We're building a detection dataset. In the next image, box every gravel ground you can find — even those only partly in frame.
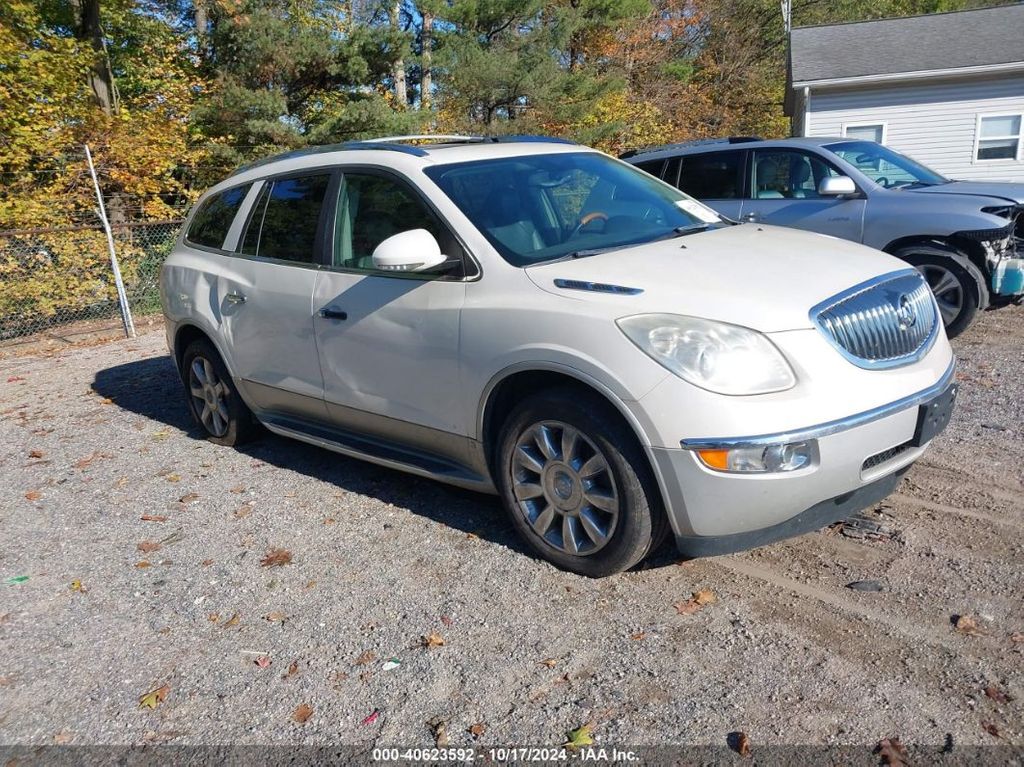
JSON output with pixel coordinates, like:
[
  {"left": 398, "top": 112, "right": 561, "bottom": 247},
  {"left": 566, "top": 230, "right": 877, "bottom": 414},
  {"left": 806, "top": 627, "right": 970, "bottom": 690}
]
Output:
[{"left": 0, "top": 304, "right": 1021, "bottom": 754}]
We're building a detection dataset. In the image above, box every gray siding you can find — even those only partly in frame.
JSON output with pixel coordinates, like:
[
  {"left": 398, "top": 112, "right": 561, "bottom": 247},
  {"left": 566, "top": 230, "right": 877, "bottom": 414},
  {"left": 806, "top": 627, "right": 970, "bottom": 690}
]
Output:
[{"left": 805, "top": 75, "right": 1024, "bottom": 182}]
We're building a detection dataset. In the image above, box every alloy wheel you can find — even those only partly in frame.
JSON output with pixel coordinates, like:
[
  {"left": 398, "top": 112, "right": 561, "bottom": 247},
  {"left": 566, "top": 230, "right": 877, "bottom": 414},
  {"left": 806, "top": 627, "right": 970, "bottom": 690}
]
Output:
[
  {"left": 916, "top": 264, "right": 963, "bottom": 326},
  {"left": 510, "top": 421, "right": 619, "bottom": 556},
  {"left": 188, "top": 356, "right": 230, "bottom": 438}
]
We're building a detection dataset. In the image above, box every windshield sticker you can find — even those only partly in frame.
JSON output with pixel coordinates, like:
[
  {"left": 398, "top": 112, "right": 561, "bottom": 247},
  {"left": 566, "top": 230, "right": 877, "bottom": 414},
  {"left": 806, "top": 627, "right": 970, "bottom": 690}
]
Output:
[{"left": 675, "top": 199, "right": 720, "bottom": 223}]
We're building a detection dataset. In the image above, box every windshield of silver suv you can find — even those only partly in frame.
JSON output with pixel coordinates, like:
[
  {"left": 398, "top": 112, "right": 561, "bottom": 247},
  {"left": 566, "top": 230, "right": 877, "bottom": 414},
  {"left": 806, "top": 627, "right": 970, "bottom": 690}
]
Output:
[
  {"left": 823, "top": 140, "right": 949, "bottom": 189},
  {"left": 424, "top": 152, "right": 726, "bottom": 266}
]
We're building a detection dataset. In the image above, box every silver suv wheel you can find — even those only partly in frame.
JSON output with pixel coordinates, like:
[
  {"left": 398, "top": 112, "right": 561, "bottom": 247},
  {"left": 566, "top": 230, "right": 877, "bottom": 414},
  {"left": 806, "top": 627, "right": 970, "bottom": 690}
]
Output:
[
  {"left": 916, "top": 263, "right": 964, "bottom": 327},
  {"left": 511, "top": 421, "right": 619, "bottom": 556},
  {"left": 188, "top": 355, "right": 230, "bottom": 438}
]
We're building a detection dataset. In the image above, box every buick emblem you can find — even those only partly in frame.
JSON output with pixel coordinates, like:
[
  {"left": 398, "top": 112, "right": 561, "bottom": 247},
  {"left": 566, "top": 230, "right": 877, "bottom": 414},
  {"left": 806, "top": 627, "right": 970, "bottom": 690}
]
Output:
[{"left": 895, "top": 294, "right": 917, "bottom": 331}]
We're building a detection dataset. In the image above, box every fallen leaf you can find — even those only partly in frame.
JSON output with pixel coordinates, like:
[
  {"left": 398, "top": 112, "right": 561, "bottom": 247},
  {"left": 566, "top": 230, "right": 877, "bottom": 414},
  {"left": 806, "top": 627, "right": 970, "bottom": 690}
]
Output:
[
  {"left": 465, "top": 532, "right": 479, "bottom": 540},
  {"left": 564, "top": 724, "right": 594, "bottom": 750},
  {"left": 229, "top": 485, "right": 246, "bottom": 494},
  {"left": 982, "top": 722, "right": 1001, "bottom": 738},
  {"left": 539, "top": 658, "right": 558, "bottom": 668},
  {"left": 283, "top": 660, "right": 300, "bottom": 679},
  {"left": 139, "top": 684, "right": 170, "bottom": 709},
  {"left": 421, "top": 631, "right": 445, "bottom": 648},
  {"left": 362, "top": 709, "right": 380, "bottom": 726},
  {"left": 355, "top": 650, "right": 376, "bottom": 665},
  {"left": 469, "top": 722, "right": 486, "bottom": 738},
  {"left": 264, "top": 611, "right": 287, "bottom": 623},
  {"left": 178, "top": 492, "right": 199, "bottom": 504},
  {"left": 135, "top": 561, "right": 152, "bottom": 569},
  {"left": 25, "top": 490, "right": 41, "bottom": 501},
  {"left": 692, "top": 588, "right": 717, "bottom": 606},
  {"left": 165, "top": 474, "right": 181, "bottom": 483},
  {"left": 985, "top": 685, "right": 1014, "bottom": 704},
  {"left": 234, "top": 503, "right": 252, "bottom": 519},
  {"left": 323, "top": 517, "right": 335, "bottom": 525},
  {"left": 141, "top": 515, "right": 168, "bottom": 523},
  {"left": 954, "top": 615, "right": 987, "bottom": 636},
  {"left": 222, "top": 613, "right": 239, "bottom": 628},
  {"left": 1010, "top": 632, "right": 1024, "bottom": 644},
  {"left": 305, "top": 580, "right": 316, "bottom": 589},
  {"left": 734, "top": 731, "right": 751, "bottom": 757},
  {"left": 674, "top": 600, "right": 701, "bottom": 616},
  {"left": 429, "top": 718, "right": 449, "bottom": 747},
  {"left": 53, "top": 730, "right": 73, "bottom": 745},
  {"left": 260, "top": 548, "right": 292, "bottom": 567},
  {"left": 70, "top": 580, "right": 86, "bottom": 593},
  {"left": 631, "top": 632, "right": 646, "bottom": 641},
  {"left": 876, "top": 737, "right": 908, "bottom": 766},
  {"left": 255, "top": 656, "right": 272, "bottom": 668},
  {"left": 137, "top": 541, "right": 161, "bottom": 553},
  {"left": 28, "top": 449, "right": 44, "bottom": 459},
  {"left": 201, "top": 559, "right": 214, "bottom": 567},
  {"left": 152, "top": 430, "right": 170, "bottom": 441},
  {"left": 207, "top": 613, "right": 219, "bottom": 623},
  {"left": 292, "top": 703, "right": 313, "bottom": 723},
  {"left": 74, "top": 451, "right": 109, "bottom": 469}
]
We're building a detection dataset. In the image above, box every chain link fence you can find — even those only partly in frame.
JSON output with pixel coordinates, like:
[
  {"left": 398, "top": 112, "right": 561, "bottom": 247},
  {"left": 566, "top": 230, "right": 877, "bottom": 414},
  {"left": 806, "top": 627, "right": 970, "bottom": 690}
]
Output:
[{"left": 0, "top": 219, "right": 182, "bottom": 341}]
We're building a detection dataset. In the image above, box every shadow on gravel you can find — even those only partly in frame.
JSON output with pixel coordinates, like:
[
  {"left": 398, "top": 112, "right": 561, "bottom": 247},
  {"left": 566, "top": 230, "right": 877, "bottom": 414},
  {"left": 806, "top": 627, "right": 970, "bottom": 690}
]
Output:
[{"left": 92, "top": 355, "right": 530, "bottom": 557}]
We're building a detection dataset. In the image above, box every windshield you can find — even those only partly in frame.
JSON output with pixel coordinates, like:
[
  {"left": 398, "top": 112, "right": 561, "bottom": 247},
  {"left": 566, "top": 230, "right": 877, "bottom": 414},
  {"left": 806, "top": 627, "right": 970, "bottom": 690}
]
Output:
[
  {"left": 823, "top": 140, "right": 948, "bottom": 188},
  {"left": 423, "top": 152, "right": 725, "bottom": 266}
]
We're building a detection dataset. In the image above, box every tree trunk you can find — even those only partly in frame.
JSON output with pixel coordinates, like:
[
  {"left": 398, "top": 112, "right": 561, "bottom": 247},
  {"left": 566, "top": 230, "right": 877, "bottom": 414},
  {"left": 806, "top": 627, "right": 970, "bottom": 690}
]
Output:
[
  {"left": 194, "top": 0, "right": 209, "bottom": 58},
  {"left": 420, "top": 10, "right": 432, "bottom": 111},
  {"left": 72, "top": 0, "right": 117, "bottom": 116},
  {"left": 390, "top": 1, "right": 407, "bottom": 108}
]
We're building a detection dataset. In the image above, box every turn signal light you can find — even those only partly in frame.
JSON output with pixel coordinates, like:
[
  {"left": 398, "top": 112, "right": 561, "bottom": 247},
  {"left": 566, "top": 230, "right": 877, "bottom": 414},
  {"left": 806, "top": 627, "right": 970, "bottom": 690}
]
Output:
[{"left": 696, "top": 441, "right": 815, "bottom": 474}]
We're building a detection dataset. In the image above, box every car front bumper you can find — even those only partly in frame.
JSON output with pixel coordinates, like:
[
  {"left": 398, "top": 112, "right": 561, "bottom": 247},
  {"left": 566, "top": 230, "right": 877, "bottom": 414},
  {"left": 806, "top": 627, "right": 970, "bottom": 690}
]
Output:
[{"left": 646, "top": 360, "right": 956, "bottom": 555}]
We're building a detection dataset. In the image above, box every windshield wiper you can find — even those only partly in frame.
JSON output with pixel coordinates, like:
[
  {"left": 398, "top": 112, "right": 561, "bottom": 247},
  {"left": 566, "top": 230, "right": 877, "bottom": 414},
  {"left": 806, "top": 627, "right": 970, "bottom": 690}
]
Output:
[
  {"left": 534, "top": 247, "right": 613, "bottom": 265},
  {"left": 649, "top": 223, "right": 713, "bottom": 242}
]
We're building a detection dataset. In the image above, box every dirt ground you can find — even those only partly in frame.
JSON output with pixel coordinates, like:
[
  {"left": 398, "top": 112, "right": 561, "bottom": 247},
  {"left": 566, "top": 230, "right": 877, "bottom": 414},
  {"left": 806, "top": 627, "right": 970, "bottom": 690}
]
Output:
[{"left": 0, "top": 304, "right": 1021, "bottom": 757}]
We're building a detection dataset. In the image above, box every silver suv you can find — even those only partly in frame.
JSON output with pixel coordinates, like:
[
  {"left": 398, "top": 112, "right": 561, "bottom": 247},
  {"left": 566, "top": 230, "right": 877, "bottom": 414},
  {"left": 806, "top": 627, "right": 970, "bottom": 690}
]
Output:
[
  {"left": 623, "top": 137, "right": 1024, "bottom": 337},
  {"left": 161, "top": 135, "right": 956, "bottom": 576}
]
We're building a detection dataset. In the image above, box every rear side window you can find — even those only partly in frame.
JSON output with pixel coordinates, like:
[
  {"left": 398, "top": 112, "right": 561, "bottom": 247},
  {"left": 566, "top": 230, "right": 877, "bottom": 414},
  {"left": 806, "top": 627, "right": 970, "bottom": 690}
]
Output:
[
  {"left": 634, "top": 159, "right": 665, "bottom": 177},
  {"left": 186, "top": 184, "right": 251, "bottom": 249},
  {"left": 678, "top": 151, "right": 744, "bottom": 199},
  {"left": 240, "top": 174, "right": 331, "bottom": 264}
]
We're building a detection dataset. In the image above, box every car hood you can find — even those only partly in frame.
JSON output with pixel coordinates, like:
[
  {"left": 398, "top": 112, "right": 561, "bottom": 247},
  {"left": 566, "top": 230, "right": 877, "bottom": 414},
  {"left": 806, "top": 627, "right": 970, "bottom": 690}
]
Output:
[
  {"left": 908, "top": 181, "right": 1024, "bottom": 205},
  {"left": 525, "top": 224, "right": 911, "bottom": 333}
]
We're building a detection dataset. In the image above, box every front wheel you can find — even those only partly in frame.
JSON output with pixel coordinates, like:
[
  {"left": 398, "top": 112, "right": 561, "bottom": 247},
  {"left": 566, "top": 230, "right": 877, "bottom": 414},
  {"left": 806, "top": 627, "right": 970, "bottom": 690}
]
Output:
[
  {"left": 896, "top": 248, "right": 987, "bottom": 338},
  {"left": 496, "top": 388, "right": 666, "bottom": 577}
]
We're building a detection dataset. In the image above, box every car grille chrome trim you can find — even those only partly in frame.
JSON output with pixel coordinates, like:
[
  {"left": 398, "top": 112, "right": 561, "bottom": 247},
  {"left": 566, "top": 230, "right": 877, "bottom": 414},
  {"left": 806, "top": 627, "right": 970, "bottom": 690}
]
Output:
[{"left": 810, "top": 270, "right": 939, "bottom": 369}]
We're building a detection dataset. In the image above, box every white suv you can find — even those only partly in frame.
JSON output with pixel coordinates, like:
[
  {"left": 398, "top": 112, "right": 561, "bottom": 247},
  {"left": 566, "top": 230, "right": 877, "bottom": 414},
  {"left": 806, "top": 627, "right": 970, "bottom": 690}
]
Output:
[{"left": 160, "top": 135, "right": 957, "bottom": 577}]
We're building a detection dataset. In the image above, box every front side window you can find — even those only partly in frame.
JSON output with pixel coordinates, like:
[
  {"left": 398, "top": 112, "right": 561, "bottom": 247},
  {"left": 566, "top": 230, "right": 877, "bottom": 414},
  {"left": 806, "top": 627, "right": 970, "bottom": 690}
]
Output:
[
  {"left": 186, "top": 184, "right": 251, "bottom": 249},
  {"left": 977, "top": 114, "right": 1023, "bottom": 161},
  {"left": 677, "top": 151, "right": 743, "bottom": 199},
  {"left": 240, "top": 174, "right": 331, "bottom": 264},
  {"left": 824, "top": 140, "right": 947, "bottom": 188},
  {"left": 424, "top": 152, "right": 723, "bottom": 267},
  {"left": 332, "top": 173, "right": 458, "bottom": 272},
  {"left": 750, "top": 149, "right": 839, "bottom": 199}
]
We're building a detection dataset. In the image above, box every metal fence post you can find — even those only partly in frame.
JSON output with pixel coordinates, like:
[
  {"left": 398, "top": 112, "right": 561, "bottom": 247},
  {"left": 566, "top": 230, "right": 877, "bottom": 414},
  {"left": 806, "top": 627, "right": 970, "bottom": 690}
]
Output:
[{"left": 84, "top": 144, "right": 136, "bottom": 339}]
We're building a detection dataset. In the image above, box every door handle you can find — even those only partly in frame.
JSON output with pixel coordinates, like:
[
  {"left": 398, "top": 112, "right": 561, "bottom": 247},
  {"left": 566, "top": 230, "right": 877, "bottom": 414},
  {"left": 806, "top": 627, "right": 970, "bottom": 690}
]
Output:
[
  {"left": 225, "top": 292, "right": 246, "bottom": 305},
  {"left": 319, "top": 307, "right": 348, "bottom": 321}
]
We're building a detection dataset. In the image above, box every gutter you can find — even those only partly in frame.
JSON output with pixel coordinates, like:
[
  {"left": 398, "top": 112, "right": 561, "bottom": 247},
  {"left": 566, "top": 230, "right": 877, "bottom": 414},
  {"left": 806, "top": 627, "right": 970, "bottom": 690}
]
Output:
[{"left": 792, "top": 60, "right": 1024, "bottom": 90}]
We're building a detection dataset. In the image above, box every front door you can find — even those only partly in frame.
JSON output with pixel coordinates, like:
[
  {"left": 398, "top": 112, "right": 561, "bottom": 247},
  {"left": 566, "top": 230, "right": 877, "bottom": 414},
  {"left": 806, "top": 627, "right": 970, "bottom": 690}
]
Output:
[
  {"left": 311, "top": 169, "right": 470, "bottom": 459},
  {"left": 740, "top": 148, "right": 866, "bottom": 241},
  {"left": 219, "top": 172, "right": 333, "bottom": 421}
]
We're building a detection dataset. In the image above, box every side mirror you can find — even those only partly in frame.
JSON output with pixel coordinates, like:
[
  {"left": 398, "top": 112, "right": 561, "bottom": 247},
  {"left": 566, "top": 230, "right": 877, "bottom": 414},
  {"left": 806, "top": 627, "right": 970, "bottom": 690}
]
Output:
[
  {"left": 818, "top": 176, "right": 858, "bottom": 197},
  {"left": 372, "top": 229, "right": 448, "bottom": 272}
]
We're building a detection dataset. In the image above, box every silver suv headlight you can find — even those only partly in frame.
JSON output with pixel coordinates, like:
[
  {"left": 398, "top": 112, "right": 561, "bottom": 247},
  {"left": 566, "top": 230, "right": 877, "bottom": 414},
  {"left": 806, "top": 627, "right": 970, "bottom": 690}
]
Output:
[{"left": 616, "top": 314, "right": 796, "bottom": 395}]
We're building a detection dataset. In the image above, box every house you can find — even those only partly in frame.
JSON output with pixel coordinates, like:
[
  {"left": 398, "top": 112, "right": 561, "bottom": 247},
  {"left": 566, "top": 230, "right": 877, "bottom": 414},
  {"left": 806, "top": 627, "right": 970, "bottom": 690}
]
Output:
[{"left": 786, "top": 4, "right": 1024, "bottom": 182}]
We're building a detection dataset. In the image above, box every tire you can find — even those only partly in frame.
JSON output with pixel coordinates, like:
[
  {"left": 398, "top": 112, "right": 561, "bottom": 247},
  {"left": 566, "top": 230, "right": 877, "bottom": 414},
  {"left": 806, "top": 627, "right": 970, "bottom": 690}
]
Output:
[
  {"left": 181, "top": 338, "right": 260, "bottom": 447},
  {"left": 896, "top": 247, "right": 987, "bottom": 339},
  {"left": 496, "top": 387, "right": 667, "bottom": 577}
]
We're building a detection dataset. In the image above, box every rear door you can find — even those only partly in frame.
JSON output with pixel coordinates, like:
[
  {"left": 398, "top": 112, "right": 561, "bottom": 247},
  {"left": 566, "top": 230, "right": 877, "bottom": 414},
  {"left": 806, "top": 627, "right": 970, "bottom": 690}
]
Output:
[
  {"left": 674, "top": 150, "right": 746, "bottom": 221},
  {"left": 740, "top": 148, "right": 866, "bottom": 241},
  {"left": 218, "top": 171, "right": 335, "bottom": 421}
]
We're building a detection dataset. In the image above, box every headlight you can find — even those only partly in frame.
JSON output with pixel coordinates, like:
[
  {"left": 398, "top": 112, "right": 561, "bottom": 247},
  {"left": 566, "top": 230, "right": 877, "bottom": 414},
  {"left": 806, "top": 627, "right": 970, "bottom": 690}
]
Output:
[{"left": 616, "top": 314, "right": 796, "bottom": 395}]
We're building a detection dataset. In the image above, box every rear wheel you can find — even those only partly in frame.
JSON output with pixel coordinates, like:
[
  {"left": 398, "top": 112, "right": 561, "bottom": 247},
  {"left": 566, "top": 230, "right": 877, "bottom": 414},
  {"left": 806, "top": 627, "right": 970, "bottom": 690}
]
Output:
[
  {"left": 181, "top": 339, "right": 259, "bottom": 446},
  {"left": 496, "top": 387, "right": 666, "bottom": 577},
  {"left": 896, "top": 248, "right": 987, "bottom": 338}
]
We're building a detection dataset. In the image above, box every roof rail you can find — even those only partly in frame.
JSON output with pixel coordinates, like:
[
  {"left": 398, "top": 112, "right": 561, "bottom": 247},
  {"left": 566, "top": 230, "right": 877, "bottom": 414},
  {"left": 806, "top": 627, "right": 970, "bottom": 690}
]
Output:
[
  {"left": 620, "top": 136, "right": 763, "bottom": 159},
  {"left": 230, "top": 134, "right": 580, "bottom": 176}
]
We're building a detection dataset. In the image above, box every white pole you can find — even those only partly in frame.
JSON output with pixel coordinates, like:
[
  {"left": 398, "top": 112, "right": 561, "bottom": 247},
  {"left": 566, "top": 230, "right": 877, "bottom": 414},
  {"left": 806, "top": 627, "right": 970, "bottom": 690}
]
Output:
[{"left": 85, "top": 144, "right": 135, "bottom": 339}]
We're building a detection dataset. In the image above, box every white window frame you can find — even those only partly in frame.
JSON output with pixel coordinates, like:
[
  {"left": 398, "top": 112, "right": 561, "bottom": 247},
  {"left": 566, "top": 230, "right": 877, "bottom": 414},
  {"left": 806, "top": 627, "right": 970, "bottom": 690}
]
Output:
[
  {"left": 841, "top": 121, "right": 887, "bottom": 145},
  {"left": 973, "top": 112, "right": 1024, "bottom": 163}
]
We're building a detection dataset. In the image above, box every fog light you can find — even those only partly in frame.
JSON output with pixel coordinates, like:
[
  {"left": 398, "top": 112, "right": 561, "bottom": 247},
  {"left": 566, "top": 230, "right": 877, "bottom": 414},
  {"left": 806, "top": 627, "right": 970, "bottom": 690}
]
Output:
[{"left": 696, "top": 441, "right": 814, "bottom": 473}]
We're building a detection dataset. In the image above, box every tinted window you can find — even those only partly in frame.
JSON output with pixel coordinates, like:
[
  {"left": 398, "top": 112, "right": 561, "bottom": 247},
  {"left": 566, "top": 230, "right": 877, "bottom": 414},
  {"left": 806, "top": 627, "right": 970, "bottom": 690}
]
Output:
[
  {"left": 634, "top": 159, "right": 665, "bottom": 177},
  {"left": 333, "top": 173, "right": 458, "bottom": 271},
  {"left": 186, "top": 184, "right": 250, "bottom": 248},
  {"left": 751, "top": 149, "right": 839, "bottom": 199},
  {"left": 240, "top": 174, "right": 330, "bottom": 263},
  {"left": 678, "top": 151, "right": 743, "bottom": 199}
]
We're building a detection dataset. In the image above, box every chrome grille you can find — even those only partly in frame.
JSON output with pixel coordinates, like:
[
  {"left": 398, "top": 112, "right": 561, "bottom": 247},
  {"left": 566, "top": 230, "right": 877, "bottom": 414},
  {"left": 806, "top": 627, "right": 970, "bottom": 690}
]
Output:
[{"left": 811, "top": 271, "right": 939, "bottom": 369}]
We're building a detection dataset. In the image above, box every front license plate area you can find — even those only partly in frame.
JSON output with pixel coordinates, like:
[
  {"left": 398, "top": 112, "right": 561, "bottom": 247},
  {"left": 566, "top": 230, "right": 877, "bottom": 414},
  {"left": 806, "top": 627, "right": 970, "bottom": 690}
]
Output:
[{"left": 912, "top": 383, "right": 958, "bottom": 447}]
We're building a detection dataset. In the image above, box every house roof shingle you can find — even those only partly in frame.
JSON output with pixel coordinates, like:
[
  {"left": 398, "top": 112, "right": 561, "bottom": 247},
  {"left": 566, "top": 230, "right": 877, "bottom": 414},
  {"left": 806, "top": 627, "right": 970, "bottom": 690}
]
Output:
[{"left": 790, "top": 4, "right": 1024, "bottom": 85}]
